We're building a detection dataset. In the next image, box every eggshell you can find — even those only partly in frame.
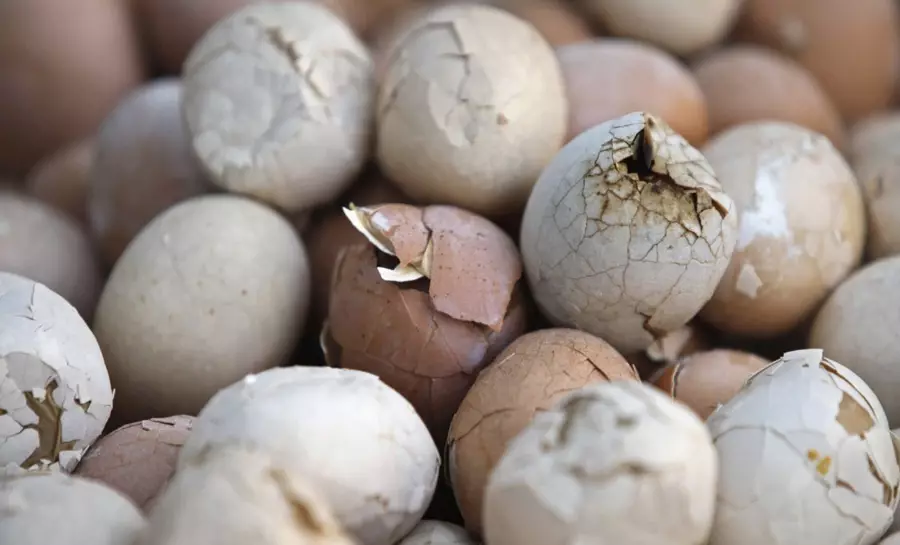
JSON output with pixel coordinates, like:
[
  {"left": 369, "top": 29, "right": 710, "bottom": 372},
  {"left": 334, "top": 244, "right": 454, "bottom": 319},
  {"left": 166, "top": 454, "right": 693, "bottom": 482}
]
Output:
[
  {"left": 0, "top": 0, "right": 145, "bottom": 177},
  {"left": 521, "top": 111, "right": 738, "bottom": 354},
  {"left": 699, "top": 121, "right": 866, "bottom": 338},
  {"left": 89, "top": 79, "right": 209, "bottom": 265},
  {"left": 0, "top": 191, "right": 102, "bottom": 318},
  {"left": 626, "top": 322, "right": 712, "bottom": 380},
  {"left": 0, "top": 473, "right": 146, "bottom": 545},
  {"left": 492, "top": 0, "right": 593, "bottom": 47},
  {"left": 182, "top": 2, "right": 375, "bottom": 212},
  {"left": 707, "top": 349, "right": 900, "bottom": 545},
  {"left": 376, "top": 3, "right": 568, "bottom": 215},
  {"left": 692, "top": 45, "right": 845, "bottom": 148},
  {"left": 92, "top": 195, "right": 310, "bottom": 423},
  {"left": 483, "top": 380, "right": 718, "bottom": 545},
  {"left": 397, "top": 521, "right": 475, "bottom": 545},
  {"left": 74, "top": 416, "right": 194, "bottom": 510},
  {"left": 734, "top": 0, "right": 900, "bottom": 122},
  {"left": 136, "top": 445, "right": 355, "bottom": 545},
  {"left": 882, "top": 534, "right": 900, "bottom": 545},
  {"left": 25, "top": 139, "right": 93, "bottom": 224},
  {"left": 447, "top": 328, "right": 637, "bottom": 535},
  {"left": 0, "top": 273, "right": 113, "bottom": 475},
  {"left": 653, "top": 349, "right": 770, "bottom": 420},
  {"left": 847, "top": 114, "right": 900, "bottom": 259},
  {"left": 557, "top": 39, "right": 708, "bottom": 145},
  {"left": 179, "top": 367, "right": 440, "bottom": 545}
]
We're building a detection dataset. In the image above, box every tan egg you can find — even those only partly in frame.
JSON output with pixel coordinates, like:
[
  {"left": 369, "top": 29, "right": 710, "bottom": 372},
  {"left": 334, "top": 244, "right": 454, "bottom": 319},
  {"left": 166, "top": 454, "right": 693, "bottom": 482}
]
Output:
[
  {"left": 0, "top": 0, "right": 145, "bottom": 177},
  {"left": 734, "top": 0, "right": 900, "bottom": 122},
  {"left": 692, "top": 45, "right": 845, "bottom": 148},
  {"left": 848, "top": 114, "right": 900, "bottom": 259},
  {"left": 558, "top": 39, "right": 708, "bottom": 146},
  {"left": 652, "top": 349, "right": 770, "bottom": 420},
  {"left": 377, "top": 3, "right": 568, "bottom": 216},
  {"left": 625, "top": 322, "right": 711, "bottom": 380},
  {"left": 491, "top": 0, "right": 593, "bottom": 47},
  {"left": 699, "top": 121, "right": 866, "bottom": 338},
  {"left": 25, "top": 139, "right": 93, "bottom": 224},
  {"left": 447, "top": 328, "right": 637, "bottom": 536}
]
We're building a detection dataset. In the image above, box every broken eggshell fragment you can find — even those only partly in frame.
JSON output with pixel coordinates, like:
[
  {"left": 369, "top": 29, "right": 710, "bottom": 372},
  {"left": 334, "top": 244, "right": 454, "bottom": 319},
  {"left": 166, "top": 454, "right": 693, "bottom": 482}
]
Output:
[{"left": 707, "top": 349, "right": 900, "bottom": 545}]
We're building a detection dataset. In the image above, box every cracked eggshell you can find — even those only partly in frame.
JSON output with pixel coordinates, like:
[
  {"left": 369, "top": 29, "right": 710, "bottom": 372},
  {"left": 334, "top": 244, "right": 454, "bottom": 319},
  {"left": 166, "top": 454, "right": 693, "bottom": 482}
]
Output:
[
  {"left": 699, "top": 121, "right": 866, "bottom": 338},
  {"left": 579, "top": 0, "right": 741, "bottom": 56},
  {"left": 179, "top": 366, "right": 440, "bottom": 545},
  {"left": 0, "top": 473, "right": 146, "bottom": 545},
  {"left": 376, "top": 3, "right": 568, "bottom": 216},
  {"left": 483, "top": 380, "right": 718, "bottom": 545},
  {"left": 521, "top": 111, "right": 738, "bottom": 354},
  {"left": 92, "top": 195, "right": 310, "bottom": 423},
  {"left": 89, "top": 78, "right": 209, "bottom": 266},
  {"left": 182, "top": 1, "right": 375, "bottom": 212},
  {"left": 447, "top": 328, "right": 637, "bottom": 535},
  {"left": 25, "top": 138, "right": 93, "bottom": 224},
  {"left": 397, "top": 520, "right": 475, "bottom": 545},
  {"left": 707, "top": 349, "right": 900, "bottom": 545},
  {"left": 0, "top": 272, "right": 112, "bottom": 475},
  {"left": 74, "top": 415, "right": 194, "bottom": 510},
  {"left": 625, "top": 322, "right": 711, "bottom": 380},
  {"left": 558, "top": 39, "right": 708, "bottom": 146},
  {"left": 653, "top": 349, "right": 770, "bottom": 420},
  {"left": 0, "top": 191, "right": 102, "bottom": 319},
  {"left": 136, "top": 444, "right": 355, "bottom": 545}
]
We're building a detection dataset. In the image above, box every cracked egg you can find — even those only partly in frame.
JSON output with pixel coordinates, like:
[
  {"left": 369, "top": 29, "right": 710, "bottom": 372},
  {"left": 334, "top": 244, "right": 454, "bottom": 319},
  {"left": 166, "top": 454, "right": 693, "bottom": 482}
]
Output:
[
  {"left": 397, "top": 520, "right": 474, "bottom": 545},
  {"left": 483, "top": 380, "right": 717, "bottom": 545},
  {"left": 707, "top": 349, "right": 900, "bottom": 545},
  {"left": 521, "top": 111, "right": 738, "bottom": 354},
  {"left": 625, "top": 321, "right": 711, "bottom": 380},
  {"left": 0, "top": 272, "right": 113, "bottom": 476},
  {"left": 182, "top": 1, "right": 375, "bottom": 212},
  {"left": 323, "top": 203, "right": 527, "bottom": 441},
  {"left": 446, "top": 328, "right": 637, "bottom": 536}
]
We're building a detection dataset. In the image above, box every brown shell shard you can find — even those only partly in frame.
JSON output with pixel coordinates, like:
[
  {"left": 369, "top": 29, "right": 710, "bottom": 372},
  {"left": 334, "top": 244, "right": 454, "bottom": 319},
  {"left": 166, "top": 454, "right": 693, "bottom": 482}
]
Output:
[{"left": 365, "top": 203, "right": 431, "bottom": 268}]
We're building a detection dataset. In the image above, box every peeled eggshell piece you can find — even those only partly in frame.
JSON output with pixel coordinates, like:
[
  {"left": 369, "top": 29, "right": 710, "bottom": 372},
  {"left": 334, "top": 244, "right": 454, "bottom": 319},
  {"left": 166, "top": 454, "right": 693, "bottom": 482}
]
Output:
[
  {"left": 699, "top": 121, "right": 866, "bottom": 338},
  {"left": 74, "top": 416, "right": 194, "bottom": 510},
  {"left": 376, "top": 3, "right": 568, "bottom": 215},
  {"left": 397, "top": 520, "right": 475, "bottom": 545},
  {"left": 0, "top": 272, "right": 113, "bottom": 475},
  {"left": 483, "top": 380, "right": 718, "bottom": 545},
  {"left": 0, "top": 473, "right": 146, "bottom": 545},
  {"left": 136, "top": 445, "right": 355, "bottom": 545},
  {"left": 92, "top": 195, "right": 310, "bottom": 423},
  {"left": 25, "top": 139, "right": 93, "bottom": 224},
  {"left": 707, "top": 349, "right": 900, "bottom": 545},
  {"left": 89, "top": 78, "right": 209, "bottom": 265},
  {"left": 447, "top": 328, "right": 637, "bottom": 535},
  {"left": 521, "top": 111, "right": 738, "bottom": 354},
  {"left": 179, "top": 367, "right": 440, "bottom": 545},
  {"left": 182, "top": 2, "right": 375, "bottom": 212},
  {"left": 558, "top": 39, "right": 709, "bottom": 146}
]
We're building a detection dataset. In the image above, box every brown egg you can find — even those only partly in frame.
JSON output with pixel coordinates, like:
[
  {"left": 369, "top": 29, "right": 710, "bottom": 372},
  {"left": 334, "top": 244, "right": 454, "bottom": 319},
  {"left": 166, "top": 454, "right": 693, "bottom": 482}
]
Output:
[
  {"left": 558, "top": 39, "right": 708, "bottom": 145},
  {"left": 74, "top": 416, "right": 194, "bottom": 511},
  {"left": 0, "top": 0, "right": 145, "bottom": 177},
  {"left": 692, "top": 45, "right": 845, "bottom": 148},
  {"left": 447, "top": 328, "right": 637, "bottom": 536},
  {"left": 652, "top": 349, "right": 770, "bottom": 420},
  {"left": 324, "top": 205, "right": 528, "bottom": 442},
  {"left": 493, "top": 0, "right": 593, "bottom": 47},
  {"left": 25, "top": 139, "right": 93, "bottom": 224},
  {"left": 626, "top": 322, "right": 712, "bottom": 380},
  {"left": 734, "top": 0, "right": 900, "bottom": 122}
]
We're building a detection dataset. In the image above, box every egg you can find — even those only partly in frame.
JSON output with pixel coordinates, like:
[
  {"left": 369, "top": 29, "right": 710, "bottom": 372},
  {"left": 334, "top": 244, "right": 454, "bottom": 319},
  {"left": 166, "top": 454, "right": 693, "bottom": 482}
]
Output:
[
  {"left": 626, "top": 322, "right": 712, "bottom": 380},
  {"left": 483, "top": 380, "right": 718, "bottom": 545},
  {"left": 25, "top": 139, "right": 93, "bottom": 224},
  {"left": 491, "top": 0, "right": 593, "bottom": 47},
  {"left": 447, "top": 328, "right": 637, "bottom": 535},
  {"left": 691, "top": 45, "right": 845, "bottom": 148},
  {"left": 699, "top": 121, "right": 866, "bottom": 338},
  {"left": 521, "top": 111, "right": 738, "bottom": 354},
  {"left": 397, "top": 521, "right": 475, "bottom": 545},
  {"left": 883, "top": 534, "right": 900, "bottom": 545},
  {"left": 376, "top": 3, "right": 568, "bottom": 216},
  {"left": 707, "top": 349, "right": 900, "bottom": 545}
]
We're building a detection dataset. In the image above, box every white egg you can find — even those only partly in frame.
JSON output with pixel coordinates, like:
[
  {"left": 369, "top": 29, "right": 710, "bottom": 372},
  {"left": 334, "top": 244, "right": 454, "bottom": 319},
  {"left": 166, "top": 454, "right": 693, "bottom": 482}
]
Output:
[{"left": 707, "top": 348, "right": 900, "bottom": 545}]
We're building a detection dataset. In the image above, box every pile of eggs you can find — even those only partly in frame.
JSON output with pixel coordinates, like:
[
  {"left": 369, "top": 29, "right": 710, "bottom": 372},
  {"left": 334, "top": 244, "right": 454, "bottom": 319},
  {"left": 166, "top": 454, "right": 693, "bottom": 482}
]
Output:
[{"left": 3, "top": 0, "right": 900, "bottom": 544}]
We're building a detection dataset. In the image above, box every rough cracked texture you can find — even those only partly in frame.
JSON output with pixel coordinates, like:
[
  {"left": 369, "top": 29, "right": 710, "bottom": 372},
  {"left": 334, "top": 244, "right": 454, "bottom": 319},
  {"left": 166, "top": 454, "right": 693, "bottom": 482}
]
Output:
[
  {"left": 447, "top": 328, "right": 637, "bottom": 535},
  {"left": 521, "top": 111, "right": 738, "bottom": 354},
  {"left": 699, "top": 122, "right": 865, "bottom": 338},
  {"left": 0, "top": 273, "right": 112, "bottom": 475},
  {"left": 397, "top": 520, "right": 474, "bottom": 545},
  {"left": 74, "top": 416, "right": 194, "bottom": 510},
  {"left": 136, "top": 445, "right": 355, "bottom": 545},
  {"left": 376, "top": 3, "right": 568, "bottom": 215},
  {"left": 179, "top": 367, "right": 440, "bottom": 545},
  {"left": 182, "top": 2, "right": 375, "bottom": 212},
  {"left": 707, "top": 349, "right": 900, "bottom": 545},
  {"left": 483, "top": 381, "right": 718, "bottom": 545}
]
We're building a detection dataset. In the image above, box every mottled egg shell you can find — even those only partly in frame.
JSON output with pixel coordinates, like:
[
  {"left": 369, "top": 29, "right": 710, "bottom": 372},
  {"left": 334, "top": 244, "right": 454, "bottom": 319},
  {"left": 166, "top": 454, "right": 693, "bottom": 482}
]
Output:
[{"left": 397, "top": 521, "right": 475, "bottom": 545}]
